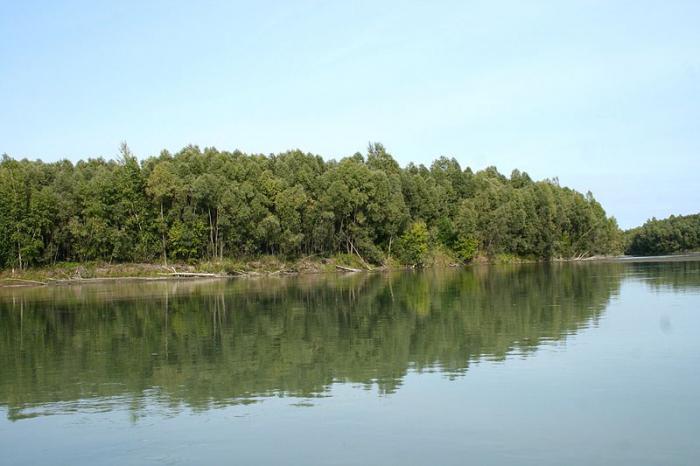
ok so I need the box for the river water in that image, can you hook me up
[1,260,698,465]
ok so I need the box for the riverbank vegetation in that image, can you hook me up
[0,143,622,272]
[625,213,700,256]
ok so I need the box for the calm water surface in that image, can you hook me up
[1,261,699,465]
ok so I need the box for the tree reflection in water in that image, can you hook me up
[7,261,693,421]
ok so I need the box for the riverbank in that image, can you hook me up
[4,253,698,288]
[0,256,386,287]
[0,251,514,287]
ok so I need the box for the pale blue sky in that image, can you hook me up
[1,1,698,228]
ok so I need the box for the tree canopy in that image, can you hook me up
[626,213,700,256]
[0,143,623,269]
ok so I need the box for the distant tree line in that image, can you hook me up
[625,213,700,256]
[0,143,622,269]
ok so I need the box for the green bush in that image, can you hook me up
[396,221,429,266]
[454,234,478,262]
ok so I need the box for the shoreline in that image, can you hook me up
[0,258,386,288]
[2,253,699,288]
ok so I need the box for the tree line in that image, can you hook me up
[625,213,700,256]
[0,143,622,270]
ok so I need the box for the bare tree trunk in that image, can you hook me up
[214,207,220,259]
[160,201,168,266]
[350,240,371,270]
[208,209,214,258]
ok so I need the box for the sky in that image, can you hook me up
[1,0,698,228]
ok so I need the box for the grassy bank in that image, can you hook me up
[0,250,486,287]
[0,255,377,286]
[0,250,602,287]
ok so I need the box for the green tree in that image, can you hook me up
[0,143,624,269]
[146,161,181,265]
[396,221,429,266]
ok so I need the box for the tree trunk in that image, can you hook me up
[214,207,220,259]
[161,201,168,266]
[208,209,214,258]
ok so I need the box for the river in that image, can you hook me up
[1,260,699,465]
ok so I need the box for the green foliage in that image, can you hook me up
[0,143,623,269]
[454,235,479,262]
[626,213,700,256]
[396,221,429,266]
[169,218,207,261]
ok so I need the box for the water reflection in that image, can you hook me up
[3,261,694,421]
[628,260,700,292]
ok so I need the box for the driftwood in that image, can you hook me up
[336,265,362,273]
[47,277,173,283]
[1,278,48,286]
[158,272,227,278]
[348,240,372,270]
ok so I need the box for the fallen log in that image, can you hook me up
[336,265,362,273]
[158,272,228,278]
[0,278,48,286]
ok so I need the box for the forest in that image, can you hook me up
[0,143,622,270]
[625,213,700,256]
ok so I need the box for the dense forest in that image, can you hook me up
[0,143,622,270]
[626,213,700,256]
